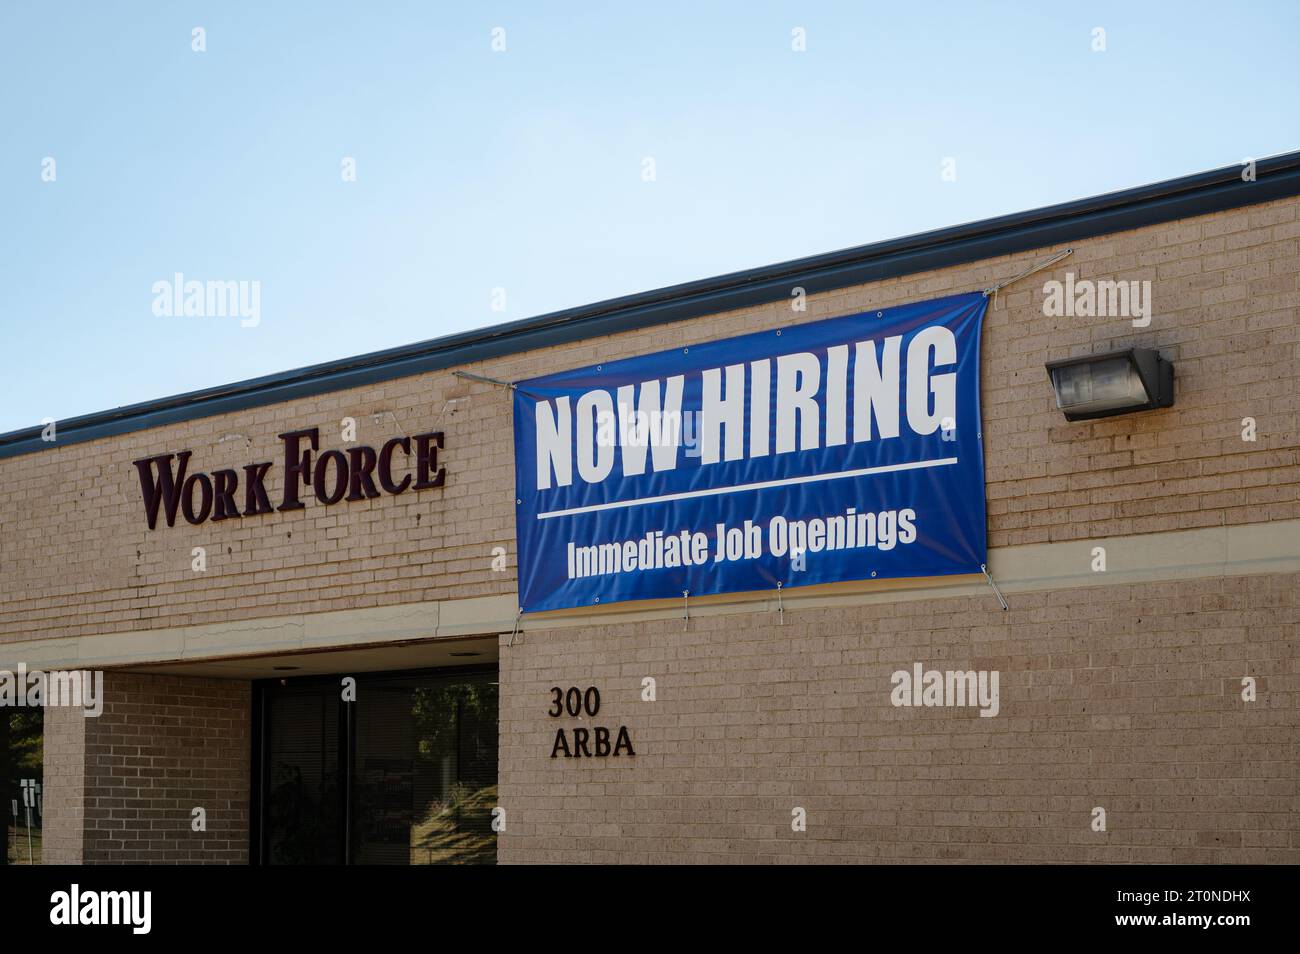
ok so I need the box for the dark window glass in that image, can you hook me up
[263,686,342,865]
[352,671,498,865]
[257,666,497,865]
[2,707,43,865]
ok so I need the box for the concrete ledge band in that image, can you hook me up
[3,516,1297,672]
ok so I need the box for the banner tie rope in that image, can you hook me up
[983,248,1073,309]
[453,370,516,390]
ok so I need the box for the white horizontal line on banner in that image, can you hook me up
[535,456,959,520]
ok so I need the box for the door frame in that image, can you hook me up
[249,663,498,865]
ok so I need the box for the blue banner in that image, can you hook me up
[513,291,989,612]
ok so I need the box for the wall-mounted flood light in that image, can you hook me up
[1045,347,1174,421]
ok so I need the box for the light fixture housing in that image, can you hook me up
[1045,347,1174,422]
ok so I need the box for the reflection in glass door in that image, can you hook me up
[261,684,344,864]
[1,707,43,866]
[255,666,497,865]
[352,671,497,864]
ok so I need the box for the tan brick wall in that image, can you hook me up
[499,572,1299,864]
[79,673,250,864]
[41,702,85,863]
[2,197,1298,648]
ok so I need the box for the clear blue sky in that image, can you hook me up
[2,1,1297,434]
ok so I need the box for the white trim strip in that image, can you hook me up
[536,457,959,520]
[7,518,1300,671]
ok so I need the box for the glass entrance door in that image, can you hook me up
[261,683,344,865]
[255,666,498,865]
[1,707,43,866]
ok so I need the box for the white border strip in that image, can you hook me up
[536,456,959,519]
[7,519,1300,671]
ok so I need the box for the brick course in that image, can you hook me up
[500,572,1299,864]
[41,703,85,863]
[76,674,249,864]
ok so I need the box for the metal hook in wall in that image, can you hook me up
[777,582,784,626]
[682,590,690,631]
[981,564,1009,612]
[507,606,523,647]
[370,409,399,428]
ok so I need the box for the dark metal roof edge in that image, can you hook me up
[4,151,1299,460]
